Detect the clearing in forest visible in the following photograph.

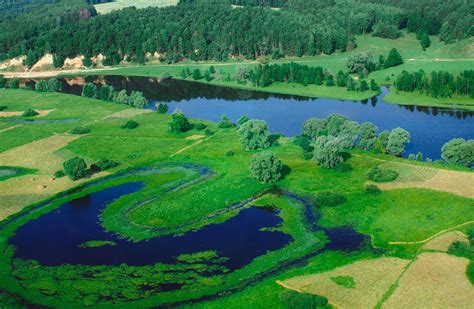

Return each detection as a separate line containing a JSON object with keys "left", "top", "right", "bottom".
{"left": 94, "top": 0, "right": 179, "bottom": 14}
{"left": 278, "top": 257, "right": 410, "bottom": 309}
{"left": 382, "top": 252, "right": 474, "bottom": 309}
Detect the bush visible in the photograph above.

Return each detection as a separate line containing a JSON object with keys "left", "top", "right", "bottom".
{"left": 217, "top": 115, "right": 236, "bottom": 128}
{"left": 63, "top": 157, "right": 87, "bottom": 180}
{"left": 0, "top": 106, "right": 7, "bottom": 111}
{"left": 314, "top": 190, "right": 347, "bottom": 207}
{"left": 279, "top": 289, "right": 329, "bottom": 309}
{"left": 121, "top": 120, "right": 139, "bottom": 129}
{"left": 90, "top": 159, "right": 118, "bottom": 172}
{"left": 194, "top": 123, "right": 207, "bottom": 130}
{"left": 35, "top": 80, "right": 48, "bottom": 92}
{"left": 441, "top": 138, "right": 473, "bottom": 166}
{"left": 204, "top": 128, "right": 215, "bottom": 135}
{"left": 157, "top": 103, "right": 169, "bottom": 114}
{"left": 365, "top": 184, "right": 381, "bottom": 194}
{"left": 70, "top": 127, "right": 90, "bottom": 135}
{"left": 225, "top": 150, "right": 235, "bottom": 157}
{"left": 22, "top": 109, "right": 39, "bottom": 117}
{"left": 250, "top": 151, "right": 283, "bottom": 183}
{"left": 54, "top": 170, "right": 65, "bottom": 178}
{"left": 9, "top": 78, "right": 19, "bottom": 89}
{"left": 366, "top": 166, "right": 398, "bottom": 182}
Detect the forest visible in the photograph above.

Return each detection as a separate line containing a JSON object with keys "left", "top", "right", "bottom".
{"left": 1, "top": 0, "right": 471, "bottom": 66}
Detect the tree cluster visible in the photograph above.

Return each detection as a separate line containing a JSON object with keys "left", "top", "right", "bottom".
{"left": 81, "top": 83, "right": 148, "bottom": 108}
{"left": 395, "top": 70, "right": 474, "bottom": 98}
{"left": 34, "top": 78, "right": 62, "bottom": 92}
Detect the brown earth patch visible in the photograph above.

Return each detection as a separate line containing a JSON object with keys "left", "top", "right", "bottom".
{"left": 422, "top": 231, "right": 469, "bottom": 252}
{"left": 0, "top": 109, "right": 55, "bottom": 118}
{"left": 279, "top": 257, "right": 410, "bottom": 309}
{"left": 185, "top": 134, "right": 205, "bottom": 141}
{"left": 382, "top": 252, "right": 474, "bottom": 309}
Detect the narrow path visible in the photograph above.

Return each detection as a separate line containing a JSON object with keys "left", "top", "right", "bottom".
{"left": 0, "top": 124, "right": 21, "bottom": 133}
{"left": 170, "top": 130, "right": 220, "bottom": 157}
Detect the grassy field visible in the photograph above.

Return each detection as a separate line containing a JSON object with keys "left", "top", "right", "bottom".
{"left": 94, "top": 0, "right": 178, "bottom": 14}
{"left": 0, "top": 89, "right": 472, "bottom": 307}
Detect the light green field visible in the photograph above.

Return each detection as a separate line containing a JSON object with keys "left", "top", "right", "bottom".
{"left": 94, "top": 0, "right": 179, "bottom": 14}
{"left": 0, "top": 89, "right": 472, "bottom": 307}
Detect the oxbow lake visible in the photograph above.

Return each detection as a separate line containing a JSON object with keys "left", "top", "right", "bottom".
{"left": 25, "top": 76, "right": 474, "bottom": 159}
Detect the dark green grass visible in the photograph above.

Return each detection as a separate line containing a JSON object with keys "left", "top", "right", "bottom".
{"left": 0, "top": 166, "right": 35, "bottom": 181}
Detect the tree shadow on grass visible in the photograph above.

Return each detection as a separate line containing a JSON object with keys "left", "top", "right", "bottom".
{"left": 334, "top": 162, "right": 352, "bottom": 173}
{"left": 281, "top": 164, "right": 292, "bottom": 180}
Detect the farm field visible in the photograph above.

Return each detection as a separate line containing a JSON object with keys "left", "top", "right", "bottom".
{"left": 94, "top": 0, "right": 179, "bottom": 14}
{"left": 0, "top": 89, "right": 472, "bottom": 307}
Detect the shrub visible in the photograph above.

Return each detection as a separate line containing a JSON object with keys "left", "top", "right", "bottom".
{"left": 35, "top": 80, "right": 48, "bottom": 92}
{"left": 448, "top": 241, "right": 472, "bottom": 259}
{"left": 204, "top": 128, "right": 215, "bottom": 135}
{"left": 54, "top": 170, "right": 65, "bottom": 178}
{"left": 121, "top": 120, "right": 139, "bottom": 129}
{"left": 81, "top": 82, "right": 98, "bottom": 98}
{"left": 366, "top": 166, "right": 398, "bottom": 182}
{"left": 194, "top": 123, "right": 207, "bottom": 130}
{"left": 63, "top": 157, "right": 87, "bottom": 180}
{"left": 22, "top": 109, "right": 39, "bottom": 117}
{"left": 225, "top": 150, "right": 235, "bottom": 157}
{"left": 46, "top": 78, "right": 62, "bottom": 92}
{"left": 157, "top": 103, "right": 169, "bottom": 114}
{"left": 70, "top": 127, "right": 90, "bottom": 135}
{"left": 238, "top": 115, "right": 250, "bottom": 126}
{"left": 90, "top": 159, "right": 118, "bottom": 172}
{"left": 279, "top": 289, "right": 329, "bottom": 309}
{"left": 314, "top": 190, "right": 347, "bottom": 207}
{"left": 9, "top": 78, "right": 19, "bottom": 89}
{"left": 365, "top": 184, "right": 381, "bottom": 194}
{"left": 250, "top": 151, "right": 283, "bottom": 183}
{"left": 217, "top": 115, "right": 235, "bottom": 128}
{"left": 0, "top": 106, "right": 7, "bottom": 111}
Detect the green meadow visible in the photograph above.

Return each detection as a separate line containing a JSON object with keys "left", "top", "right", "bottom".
{"left": 0, "top": 89, "right": 472, "bottom": 307}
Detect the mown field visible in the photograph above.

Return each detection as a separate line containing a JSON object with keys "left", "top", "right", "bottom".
{"left": 0, "top": 89, "right": 472, "bottom": 307}
{"left": 94, "top": 0, "right": 179, "bottom": 14}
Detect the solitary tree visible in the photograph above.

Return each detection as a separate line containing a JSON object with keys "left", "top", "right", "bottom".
{"left": 46, "top": 78, "right": 62, "bottom": 92}
{"left": 387, "top": 127, "right": 410, "bottom": 156}
{"left": 192, "top": 69, "right": 202, "bottom": 80}
{"left": 385, "top": 48, "right": 403, "bottom": 68}
{"left": 217, "top": 115, "right": 235, "bottom": 128}
{"left": 157, "top": 103, "right": 169, "bottom": 113}
{"left": 35, "top": 80, "right": 48, "bottom": 92}
{"left": 99, "top": 85, "right": 114, "bottom": 101}
{"left": 250, "top": 151, "right": 283, "bottom": 183}
{"left": 168, "top": 111, "right": 192, "bottom": 133}
{"left": 63, "top": 157, "right": 87, "bottom": 180}
{"left": 238, "top": 119, "right": 271, "bottom": 150}
{"left": 441, "top": 138, "right": 473, "bottom": 166}
{"left": 313, "top": 135, "right": 344, "bottom": 168}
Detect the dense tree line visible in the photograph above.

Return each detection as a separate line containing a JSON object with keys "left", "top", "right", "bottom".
{"left": 2, "top": 0, "right": 412, "bottom": 66}
{"left": 0, "top": 0, "right": 96, "bottom": 61}
{"left": 395, "top": 70, "right": 474, "bottom": 98}
{"left": 371, "top": 0, "right": 473, "bottom": 43}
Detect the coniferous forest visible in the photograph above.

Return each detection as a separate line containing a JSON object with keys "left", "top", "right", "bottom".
{"left": 1, "top": 0, "right": 472, "bottom": 65}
